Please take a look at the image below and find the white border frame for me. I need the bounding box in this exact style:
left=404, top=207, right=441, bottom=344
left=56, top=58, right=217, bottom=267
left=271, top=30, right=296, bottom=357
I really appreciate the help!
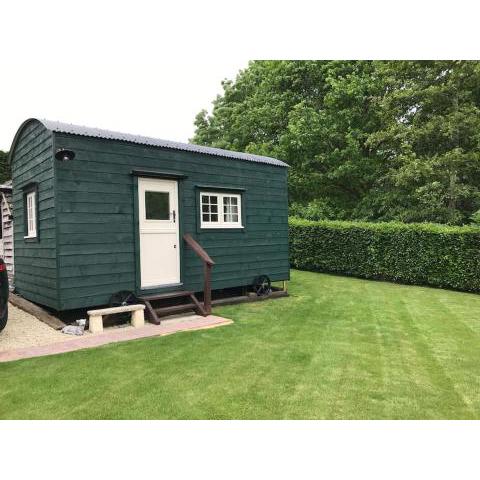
left=25, top=191, right=37, bottom=238
left=200, top=191, right=243, bottom=229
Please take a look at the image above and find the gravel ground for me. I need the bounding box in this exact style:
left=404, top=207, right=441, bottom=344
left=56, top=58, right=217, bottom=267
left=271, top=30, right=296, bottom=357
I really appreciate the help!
left=0, top=304, right=80, bottom=352
left=0, top=305, right=219, bottom=354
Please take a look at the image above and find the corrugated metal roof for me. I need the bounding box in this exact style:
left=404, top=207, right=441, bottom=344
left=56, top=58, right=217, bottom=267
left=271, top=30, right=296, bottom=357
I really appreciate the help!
left=39, top=119, right=289, bottom=168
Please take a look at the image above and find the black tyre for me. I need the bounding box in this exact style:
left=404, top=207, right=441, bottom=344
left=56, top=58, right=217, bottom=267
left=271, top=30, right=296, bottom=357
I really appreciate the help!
left=253, top=275, right=272, bottom=297
left=108, top=290, right=138, bottom=322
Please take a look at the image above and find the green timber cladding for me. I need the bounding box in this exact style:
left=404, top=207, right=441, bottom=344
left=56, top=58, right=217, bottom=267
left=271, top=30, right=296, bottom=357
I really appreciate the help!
left=9, top=119, right=289, bottom=311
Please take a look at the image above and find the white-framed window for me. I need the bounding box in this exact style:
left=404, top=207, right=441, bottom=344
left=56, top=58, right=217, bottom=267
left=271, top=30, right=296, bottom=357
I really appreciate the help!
left=25, top=191, right=37, bottom=238
left=200, top=192, right=243, bottom=228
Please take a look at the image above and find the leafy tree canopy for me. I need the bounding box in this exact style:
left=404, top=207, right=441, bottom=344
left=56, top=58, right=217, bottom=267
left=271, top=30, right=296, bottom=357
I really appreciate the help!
left=192, top=61, right=480, bottom=225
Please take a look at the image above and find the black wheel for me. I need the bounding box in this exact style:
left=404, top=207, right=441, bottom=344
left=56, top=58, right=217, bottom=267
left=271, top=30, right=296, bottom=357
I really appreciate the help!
left=109, top=290, right=138, bottom=322
left=253, top=275, right=271, bottom=297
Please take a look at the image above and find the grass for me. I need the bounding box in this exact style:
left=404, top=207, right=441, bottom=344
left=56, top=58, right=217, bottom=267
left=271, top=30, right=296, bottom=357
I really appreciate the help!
left=1, top=269, right=480, bottom=419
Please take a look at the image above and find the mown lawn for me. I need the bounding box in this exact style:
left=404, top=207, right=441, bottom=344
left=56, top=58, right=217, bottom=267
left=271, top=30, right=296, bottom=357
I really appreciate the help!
left=1, top=270, right=480, bottom=419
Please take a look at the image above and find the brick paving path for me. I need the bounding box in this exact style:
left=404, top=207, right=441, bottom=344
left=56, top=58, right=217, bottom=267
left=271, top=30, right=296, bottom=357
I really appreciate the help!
left=0, top=314, right=232, bottom=362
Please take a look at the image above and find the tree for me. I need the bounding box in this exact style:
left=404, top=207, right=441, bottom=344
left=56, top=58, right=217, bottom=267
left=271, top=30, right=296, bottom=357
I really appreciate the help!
left=193, top=61, right=480, bottom=224
left=193, top=61, right=384, bottom=219
left=367, top=61, right=480, bottom=224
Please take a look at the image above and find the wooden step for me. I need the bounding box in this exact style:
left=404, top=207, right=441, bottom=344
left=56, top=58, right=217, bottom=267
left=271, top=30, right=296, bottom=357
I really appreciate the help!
left=140, top=290, right=193, bottom=302
left=140, top=291, right=206, bottom=324
left=154, top=303, right=197, bottom=317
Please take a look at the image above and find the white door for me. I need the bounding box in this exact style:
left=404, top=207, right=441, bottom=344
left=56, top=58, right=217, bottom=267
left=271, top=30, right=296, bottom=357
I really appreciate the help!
left=138, top=177, right=180, bottom=288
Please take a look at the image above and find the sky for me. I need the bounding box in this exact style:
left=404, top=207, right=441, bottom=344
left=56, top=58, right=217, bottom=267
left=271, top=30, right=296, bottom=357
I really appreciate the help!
left=0, top=60, right=246, bottom=151
left=1, top=0, right=476, bottom=152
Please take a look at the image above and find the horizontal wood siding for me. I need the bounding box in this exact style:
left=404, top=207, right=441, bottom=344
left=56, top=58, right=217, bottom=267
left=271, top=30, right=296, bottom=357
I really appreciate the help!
left=11, top=121, right=58, bottom=308
left=55, top=133, right=289, bottom=310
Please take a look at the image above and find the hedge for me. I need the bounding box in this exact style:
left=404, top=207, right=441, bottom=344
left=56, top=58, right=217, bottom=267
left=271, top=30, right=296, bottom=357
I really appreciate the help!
left=289, top=217, right=480, bottom=292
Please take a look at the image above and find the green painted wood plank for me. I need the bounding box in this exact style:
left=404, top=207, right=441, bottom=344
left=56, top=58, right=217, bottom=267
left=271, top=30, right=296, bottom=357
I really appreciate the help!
left=60, top=282, right=135, bottom=300
left=58, top=203, right=133, bottom=214
left=56, top=181, right=133, bottom=194
left=58, top=261, right=134, bottom=279
left=59, top=243, right=134, bottom=255
left=58, top=252, right=137, bottom=267
left=15, top=288, right=58, bottom=309
left=56, top=212, right=132, bottom=224
left=14, top=265, right=57, bottom=279
left=12, top=126, right=51, bottom=163
left=16, top=275, right=57, bottom=289
left=58, top=232, right=133, bottom=246
left=58, top=223, right=133, bottom=234
left=58, top=163, right=286, bottom=188
left=56, top=191, right=134, bottom=204
left=59, top=273, right=137, bottom=289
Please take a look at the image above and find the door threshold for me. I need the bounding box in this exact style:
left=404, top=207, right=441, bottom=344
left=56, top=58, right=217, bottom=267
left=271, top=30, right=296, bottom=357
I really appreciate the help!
left=140, top=282, right=184, bottom=291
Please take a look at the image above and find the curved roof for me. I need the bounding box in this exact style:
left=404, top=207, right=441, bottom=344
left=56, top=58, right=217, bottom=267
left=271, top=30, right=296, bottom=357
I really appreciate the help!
left=30, top=119, right=288, bottom=167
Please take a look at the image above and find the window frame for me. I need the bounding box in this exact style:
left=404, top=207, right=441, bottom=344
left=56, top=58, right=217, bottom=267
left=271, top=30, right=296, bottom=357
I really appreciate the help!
left=200, top=191, right=243, bottom=229
left=23, top=183, right=39, bottom=242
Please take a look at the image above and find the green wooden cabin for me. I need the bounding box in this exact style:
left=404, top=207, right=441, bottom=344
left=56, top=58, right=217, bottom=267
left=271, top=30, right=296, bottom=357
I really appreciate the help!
left=9, top=118, right=289, bottom=313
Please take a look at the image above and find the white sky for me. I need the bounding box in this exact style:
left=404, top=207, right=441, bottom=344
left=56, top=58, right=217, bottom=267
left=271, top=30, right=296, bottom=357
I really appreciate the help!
left=0, top=60, right=246, bottom=151
left=1, top=0, right=477, bottom=152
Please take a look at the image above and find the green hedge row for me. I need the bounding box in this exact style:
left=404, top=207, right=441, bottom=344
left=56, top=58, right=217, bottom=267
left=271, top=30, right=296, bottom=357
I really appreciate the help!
left=289, top=217, right=480, bottom=292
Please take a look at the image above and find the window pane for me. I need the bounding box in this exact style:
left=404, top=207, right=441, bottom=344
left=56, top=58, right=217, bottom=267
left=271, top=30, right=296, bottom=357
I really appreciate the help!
left=211, top=214, right=218, bottom=222
left=145, top=191, right=169, bottom=220
left=202, top=204, right=209, bottom=213
left=211, top=204, right=218, bottom=213
left=231, top=197, right=238, bottom=205
left=210, top=196, right=218, bottom=204
left=25, top=191, right=37, bottom=237
left=202, top=213, right=210, bottom=222
left=202, top=195, right=209, bottom=203
left=225, top=213, right=239, bottom=223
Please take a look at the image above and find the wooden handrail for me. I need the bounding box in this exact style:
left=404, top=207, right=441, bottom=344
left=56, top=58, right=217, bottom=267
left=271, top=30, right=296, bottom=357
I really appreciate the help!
left=183, top=234, right=215, bottom=265
left=183, top=234, right=215, bottom=314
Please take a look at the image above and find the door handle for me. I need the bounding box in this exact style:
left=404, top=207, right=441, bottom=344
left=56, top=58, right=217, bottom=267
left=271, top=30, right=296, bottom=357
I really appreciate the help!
left=172, top=210, right=176, bottom=223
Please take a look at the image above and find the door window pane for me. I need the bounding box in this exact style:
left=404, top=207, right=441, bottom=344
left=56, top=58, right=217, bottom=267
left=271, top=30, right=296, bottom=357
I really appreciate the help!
left=145, top=191, right=170, bottom=220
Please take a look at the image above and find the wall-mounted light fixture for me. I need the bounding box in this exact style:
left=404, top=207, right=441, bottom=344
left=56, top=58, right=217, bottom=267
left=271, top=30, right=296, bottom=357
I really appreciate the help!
left=55, top=148, right=76, bottom=161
